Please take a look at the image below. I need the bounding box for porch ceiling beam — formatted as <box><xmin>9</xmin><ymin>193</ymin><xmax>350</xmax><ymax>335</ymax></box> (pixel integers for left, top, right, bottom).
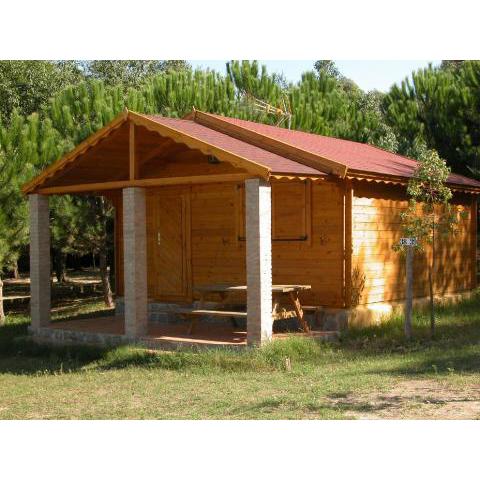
<box><xmin>129</xmin><ymin>123</ymin><xmax>137</xmax><ymax>180</ymax></box>
<box><xmin>35</xmin><ymin>173</ymin><xmax>255</xmax><ymax>195</ymax></box>
<box><xmin>138</xmin><ymin>137</ymin><xmax>178</xmax><ymax>166</ymax></box>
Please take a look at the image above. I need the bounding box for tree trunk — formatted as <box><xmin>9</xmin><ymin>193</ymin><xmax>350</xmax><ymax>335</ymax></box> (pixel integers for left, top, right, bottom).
<box><xmin>53</xmin><ymin>250</ymin><xmax>67</xmax><ymax>283</ymax></box>
<box><xmin>0</xmin><ymin>276</ymin><xmax>5</xmax><ymax>326</ymax></box>
<box><xmin>100</xmin><ymin>246</ymin><xmax>113</xmax><ymax>308</ymax></box>
<box><xmin>12</xmin><ymin>261</ymin><xmax>19</xmax><ymax>279</ymax></box>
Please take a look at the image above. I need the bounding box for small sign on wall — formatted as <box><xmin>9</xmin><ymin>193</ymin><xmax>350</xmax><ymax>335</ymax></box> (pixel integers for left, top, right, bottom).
<box><xmin>399</xmin><ymin>237</ymin><xmax>417</xmax><ymax>247</ymax></box>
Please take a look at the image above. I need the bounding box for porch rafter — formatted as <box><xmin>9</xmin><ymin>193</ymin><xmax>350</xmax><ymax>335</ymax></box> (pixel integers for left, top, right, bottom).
<box><xmin>127</xmin><ymin>111</ymin><xmax>270</xmax><ymax>178</ymax></box>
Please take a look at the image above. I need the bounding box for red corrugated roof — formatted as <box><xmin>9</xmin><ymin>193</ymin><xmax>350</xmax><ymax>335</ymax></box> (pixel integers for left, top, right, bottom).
<box><xmin>205</xmin><ymin>113</ymin><xmax>480</xmax><ymax>188</ymax></box>
<box><xmin>146</xmin><ymin>116</ymin><xmax>325</xmax><ymax>176</ymax></box>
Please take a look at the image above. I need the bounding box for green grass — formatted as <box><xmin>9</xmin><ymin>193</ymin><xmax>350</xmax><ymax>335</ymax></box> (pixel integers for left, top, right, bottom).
<box><xmin>1</xmin><ymin>293</ymin><xmax>480</xmax><ymax>419</ymax></box>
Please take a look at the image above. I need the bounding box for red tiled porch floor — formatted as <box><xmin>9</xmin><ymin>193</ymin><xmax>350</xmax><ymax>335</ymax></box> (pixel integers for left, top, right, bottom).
<box><xmin>49</xmin><ymin>315</ymin><xmax>336</xmax><ymax>347</ymax></box>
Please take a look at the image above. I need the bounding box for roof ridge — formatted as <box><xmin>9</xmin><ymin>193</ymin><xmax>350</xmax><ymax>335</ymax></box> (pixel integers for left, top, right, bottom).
<box><xmin>209</xmin><ymin>112</ymin><xmax>424</xmax><ymax>163</ymax></box>
<box><xmin>208</xmin><ymin>112</ymin><xmax>390</xmax><ymax>149</ymax></box>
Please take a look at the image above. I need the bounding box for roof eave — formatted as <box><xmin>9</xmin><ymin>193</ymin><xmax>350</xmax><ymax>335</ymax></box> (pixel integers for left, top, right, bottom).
<box><xmin>348</xmin><ymin>170</ymin><xmax>480</xmax><ymax>194</ymax></box>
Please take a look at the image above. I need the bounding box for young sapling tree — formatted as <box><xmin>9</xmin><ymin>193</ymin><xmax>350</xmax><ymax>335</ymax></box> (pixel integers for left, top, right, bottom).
<box><xmin>399</xmin><ymin>147</ymin><xmax>464</xmax><ymax>337</ymax></box>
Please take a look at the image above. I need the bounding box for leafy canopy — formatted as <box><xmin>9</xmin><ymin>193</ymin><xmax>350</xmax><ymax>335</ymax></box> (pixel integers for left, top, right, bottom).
<box><xmin>398</xmin><ymin>147</ymin><xmax>461</xmax><ymax>250</ymax></box>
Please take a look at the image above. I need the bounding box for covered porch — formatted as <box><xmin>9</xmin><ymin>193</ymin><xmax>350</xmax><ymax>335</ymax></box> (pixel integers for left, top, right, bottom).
<box><xmin>24</xmin><ymin>110</ymin><xmax>334</xmax><ymax>348</ymax></box>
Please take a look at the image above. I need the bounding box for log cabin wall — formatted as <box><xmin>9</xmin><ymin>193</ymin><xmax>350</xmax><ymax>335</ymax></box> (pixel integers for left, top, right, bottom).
<box><xmin>351</xmin><ymin>180</ymin><xmax>476</xmax><ymax>305</ymax></box>
<box><xmin>113</xmin><ymin>178</ymin><xmax>346</xmax><ymax>307</ymax></box>
<box><xmin>272</xmin><ymin>178</ymin><xmax>344</xmax><ymax>307</ymax></box>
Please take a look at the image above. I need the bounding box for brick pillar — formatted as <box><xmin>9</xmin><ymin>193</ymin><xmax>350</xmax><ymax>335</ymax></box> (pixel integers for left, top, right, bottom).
<box><xmin>29</xmin><ymin>194</ymin><xmax>51</xmax><ymax>330</ymax></box>
<box><xmin>123</xmin><ymin>187</ymin><xmax>148</xmax><ymax>337</ymax></box>
<box><xmin>245</xmin><ymin>178</ymin><xmax>272</xmax><ymax>346</ymax></box>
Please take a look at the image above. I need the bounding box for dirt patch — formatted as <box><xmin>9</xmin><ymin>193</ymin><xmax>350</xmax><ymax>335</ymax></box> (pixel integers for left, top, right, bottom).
<box><xmin>330</xmin><ymin>379</ymin><xmax>480</xmax><ymax>419</ymax></box>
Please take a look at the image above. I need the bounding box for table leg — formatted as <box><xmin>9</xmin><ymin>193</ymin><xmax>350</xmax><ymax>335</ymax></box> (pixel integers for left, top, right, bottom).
<box><xmin>188</xmin><ymin>292</ymin><xmax>205</xmax><ymax>335</ymax></box>
<box><xmin>219</xmin><ymin>292</ymin><xmax>236</xmax><ymax>329</ymax></box>
<box><xmin>271</xmin><ymin>293</ymin><xmax>280</xmax><ymax>321</ymax></box>
<box><xmin>289</xmin><ymin>291</ymin><xmax>310</xmax><ymax>333</ymax></box>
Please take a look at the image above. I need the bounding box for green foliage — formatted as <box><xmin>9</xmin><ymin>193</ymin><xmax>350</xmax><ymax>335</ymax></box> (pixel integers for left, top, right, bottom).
<box><xmin>314</xmin><ymin>60</ymin><xmax>341</xmax><ymax>79</ymax></box>
<box><xmin>0</xmin><ymin>61</ymin><xmax>83</xmax><ymax>121</ymax></box>
<box><xmin>384</xmin><ymin>61</ymin><xmax>480</xmax><ymax>176</ymax></box>
<box><xmin>0</xmin><ymin>111</ymin><xmax>53</xmax><ymax>273</ymax></box>
<box><xmin>396</xmin><ymin>147</ymin><xmax>463</xmax><ymax>336</ymax></box>
<box><xmin>398</xmin><ymin>148</ymin><xmax>459</xmax><ymax>251</ymax></box>
<box><xmin>84</xmin><ymin>60</ymin><xmax>190</xmax><ymax>89</ymax></box>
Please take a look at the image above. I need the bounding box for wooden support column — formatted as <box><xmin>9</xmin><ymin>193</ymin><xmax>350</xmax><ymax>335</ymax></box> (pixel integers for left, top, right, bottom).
<box><xmin>29</xmin><ymin>194</ymin><xmax>51</xmax><ymax>329</ymax></box>
<box><xmin>123</xmin><ymin>187</ymin><xmax>148</xmax><ymax>337</ymax></box>
<box><xmin>344</xmin><ymin>179</ymin><xmax>353</xmax><ymax>308</ymax></box>
<box><xmin>129</xmin><ymin>122</ymin><xmax>138</xmax><ymax>180</ymax></box>
<box><xmin>245</xmin><ymin>178</ymin><xmax>272</xmax><ymax>346</ymax></box>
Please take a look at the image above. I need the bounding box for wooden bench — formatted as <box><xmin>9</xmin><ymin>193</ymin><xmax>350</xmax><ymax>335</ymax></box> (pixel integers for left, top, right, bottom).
<box><xmin>177</xmin><ymin>308</ymin><xmax>247</xmax><ymax>334</ymax></box>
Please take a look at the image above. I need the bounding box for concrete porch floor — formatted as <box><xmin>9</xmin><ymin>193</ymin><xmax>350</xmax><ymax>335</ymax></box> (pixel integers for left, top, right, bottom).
<box><xmin>43</xmin><ymin>315</ymin><xmax>337</xmax><ymax>349</ymax></box>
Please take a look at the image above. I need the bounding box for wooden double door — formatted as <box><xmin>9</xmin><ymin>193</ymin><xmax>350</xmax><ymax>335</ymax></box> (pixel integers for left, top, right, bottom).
<box><xmin>146</xmin><ymin>187</ymin><xmax>191</xmax><ymax>301</ymax></box>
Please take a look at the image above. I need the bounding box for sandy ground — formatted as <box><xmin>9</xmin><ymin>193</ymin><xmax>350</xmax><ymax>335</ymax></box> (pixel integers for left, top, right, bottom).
<box><xmin>332</xmin><ymin>379</ymin><xmax>480</xmax><ymax>419</ymax></box>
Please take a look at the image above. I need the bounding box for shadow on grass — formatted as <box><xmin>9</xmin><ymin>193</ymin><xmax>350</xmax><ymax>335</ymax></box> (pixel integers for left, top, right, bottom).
<box><xmin>0</xmin><ymin>337</ymin><xmax>112</xmax><ymax>375</ymax></box>
<box><xmin>227</xmin><ymin>395</ymin><xmax>380</xmax><ymax>419</ymax></box>
<box><xmin>2</xmin><ymin>291</ymin><xmax>480</xmax><ymax>378</ymax></box>
<box><xmin>50</xmin><ymin>304</ymin><xmax>115</xmax><ymax>323</ymax></box>
<box><xmin>0</xmin><ymin>304</ymin><xmax>115</xmax><ymax>375</ymax></box>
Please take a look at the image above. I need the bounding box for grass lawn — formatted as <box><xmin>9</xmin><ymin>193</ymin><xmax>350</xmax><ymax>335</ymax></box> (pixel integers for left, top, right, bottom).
<box><xmin>1</xmin><ymin>293</ymin><xmax>480</xmax><ymax>419</ymax></box>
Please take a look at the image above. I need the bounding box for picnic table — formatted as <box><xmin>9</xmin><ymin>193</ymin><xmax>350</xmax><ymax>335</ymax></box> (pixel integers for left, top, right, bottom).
<box><xmin>180</xmin><ymin>284</ymin><xmax>312</xmax><ymax>334</ymax></box>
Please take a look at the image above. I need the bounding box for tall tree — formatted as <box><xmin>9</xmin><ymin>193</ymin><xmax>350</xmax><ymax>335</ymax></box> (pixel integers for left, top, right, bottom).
<box><xmin>440</xmin><ymin>60</ymin><xmax>465</xmax><ymax>72</ymax></box>
<box><xmin>50</xmin><ymin>195</ymin><xmax>86</xmax><ymax>283</ymax></box>
<box><xmin>0</xmin><ymin>112</ymin><xmax>40</xmax><ymax>322</ymax></box>
<box><xmin>84</xmin><ymin>60</ymin><xmax>190</xmax><ymax>89</ymax></box>
<box><xmin>383</xmin><ymin>62</ymin><xmax>480</xmax><ymax>176</ymax></box>
<box><xmin>0</xmin><ymin>61</ymin><xmax>83</xmax><ymax>121</ymax></box>
<box><xmin>314</xmin><ymin>60</ymin><xmax>341</xmax><ymax>79</ymax></box>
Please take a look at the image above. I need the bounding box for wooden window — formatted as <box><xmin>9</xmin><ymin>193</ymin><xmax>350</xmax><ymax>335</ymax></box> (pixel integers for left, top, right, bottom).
<box><xmin>236</xmin><ymin>180</ymin><xmax>311</xmax><ymax>242</ymax></box>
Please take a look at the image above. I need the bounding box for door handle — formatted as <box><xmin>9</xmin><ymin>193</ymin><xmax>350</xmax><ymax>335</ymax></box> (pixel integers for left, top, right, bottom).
<box><xmin>157</xmin><ymin>232</ymin><xmax>161</xmax><ymax>246</ymax></box>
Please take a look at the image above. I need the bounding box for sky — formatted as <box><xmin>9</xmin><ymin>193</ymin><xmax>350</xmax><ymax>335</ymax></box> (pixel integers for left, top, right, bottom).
<box><xmin>189</xmin><ymin>60</ymin><xmax>441</xmax><ymax>92</ymax></box>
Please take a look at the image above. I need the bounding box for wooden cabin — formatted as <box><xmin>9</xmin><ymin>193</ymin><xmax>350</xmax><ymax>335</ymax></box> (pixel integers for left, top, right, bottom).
<box><xmin>23</xmin><ymin>109</ymin><xmax>480</xmax><ymax>346</ymax></box>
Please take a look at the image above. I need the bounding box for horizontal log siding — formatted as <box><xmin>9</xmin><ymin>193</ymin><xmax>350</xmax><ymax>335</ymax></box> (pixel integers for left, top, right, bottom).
<box><xmin>351</xmin><ymin>181</ymin><xmax>475</xmax><ymax>305</ymax></box>
<box><xmin>113</xmin><ymin>179</ymin><xmax>345</xmax><ymax>307</ymax></box>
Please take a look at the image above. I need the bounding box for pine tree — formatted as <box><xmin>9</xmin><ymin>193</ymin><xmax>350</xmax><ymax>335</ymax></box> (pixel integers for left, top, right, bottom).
<box><xmin>383</xmin><ymin>62</ymin><xmax>480</xmax><ymax>176</ymax></box>
<box><xmin>0</xmin><ymin>112</ymin><xmax>37</xmax><ymax>322</ymax></box>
